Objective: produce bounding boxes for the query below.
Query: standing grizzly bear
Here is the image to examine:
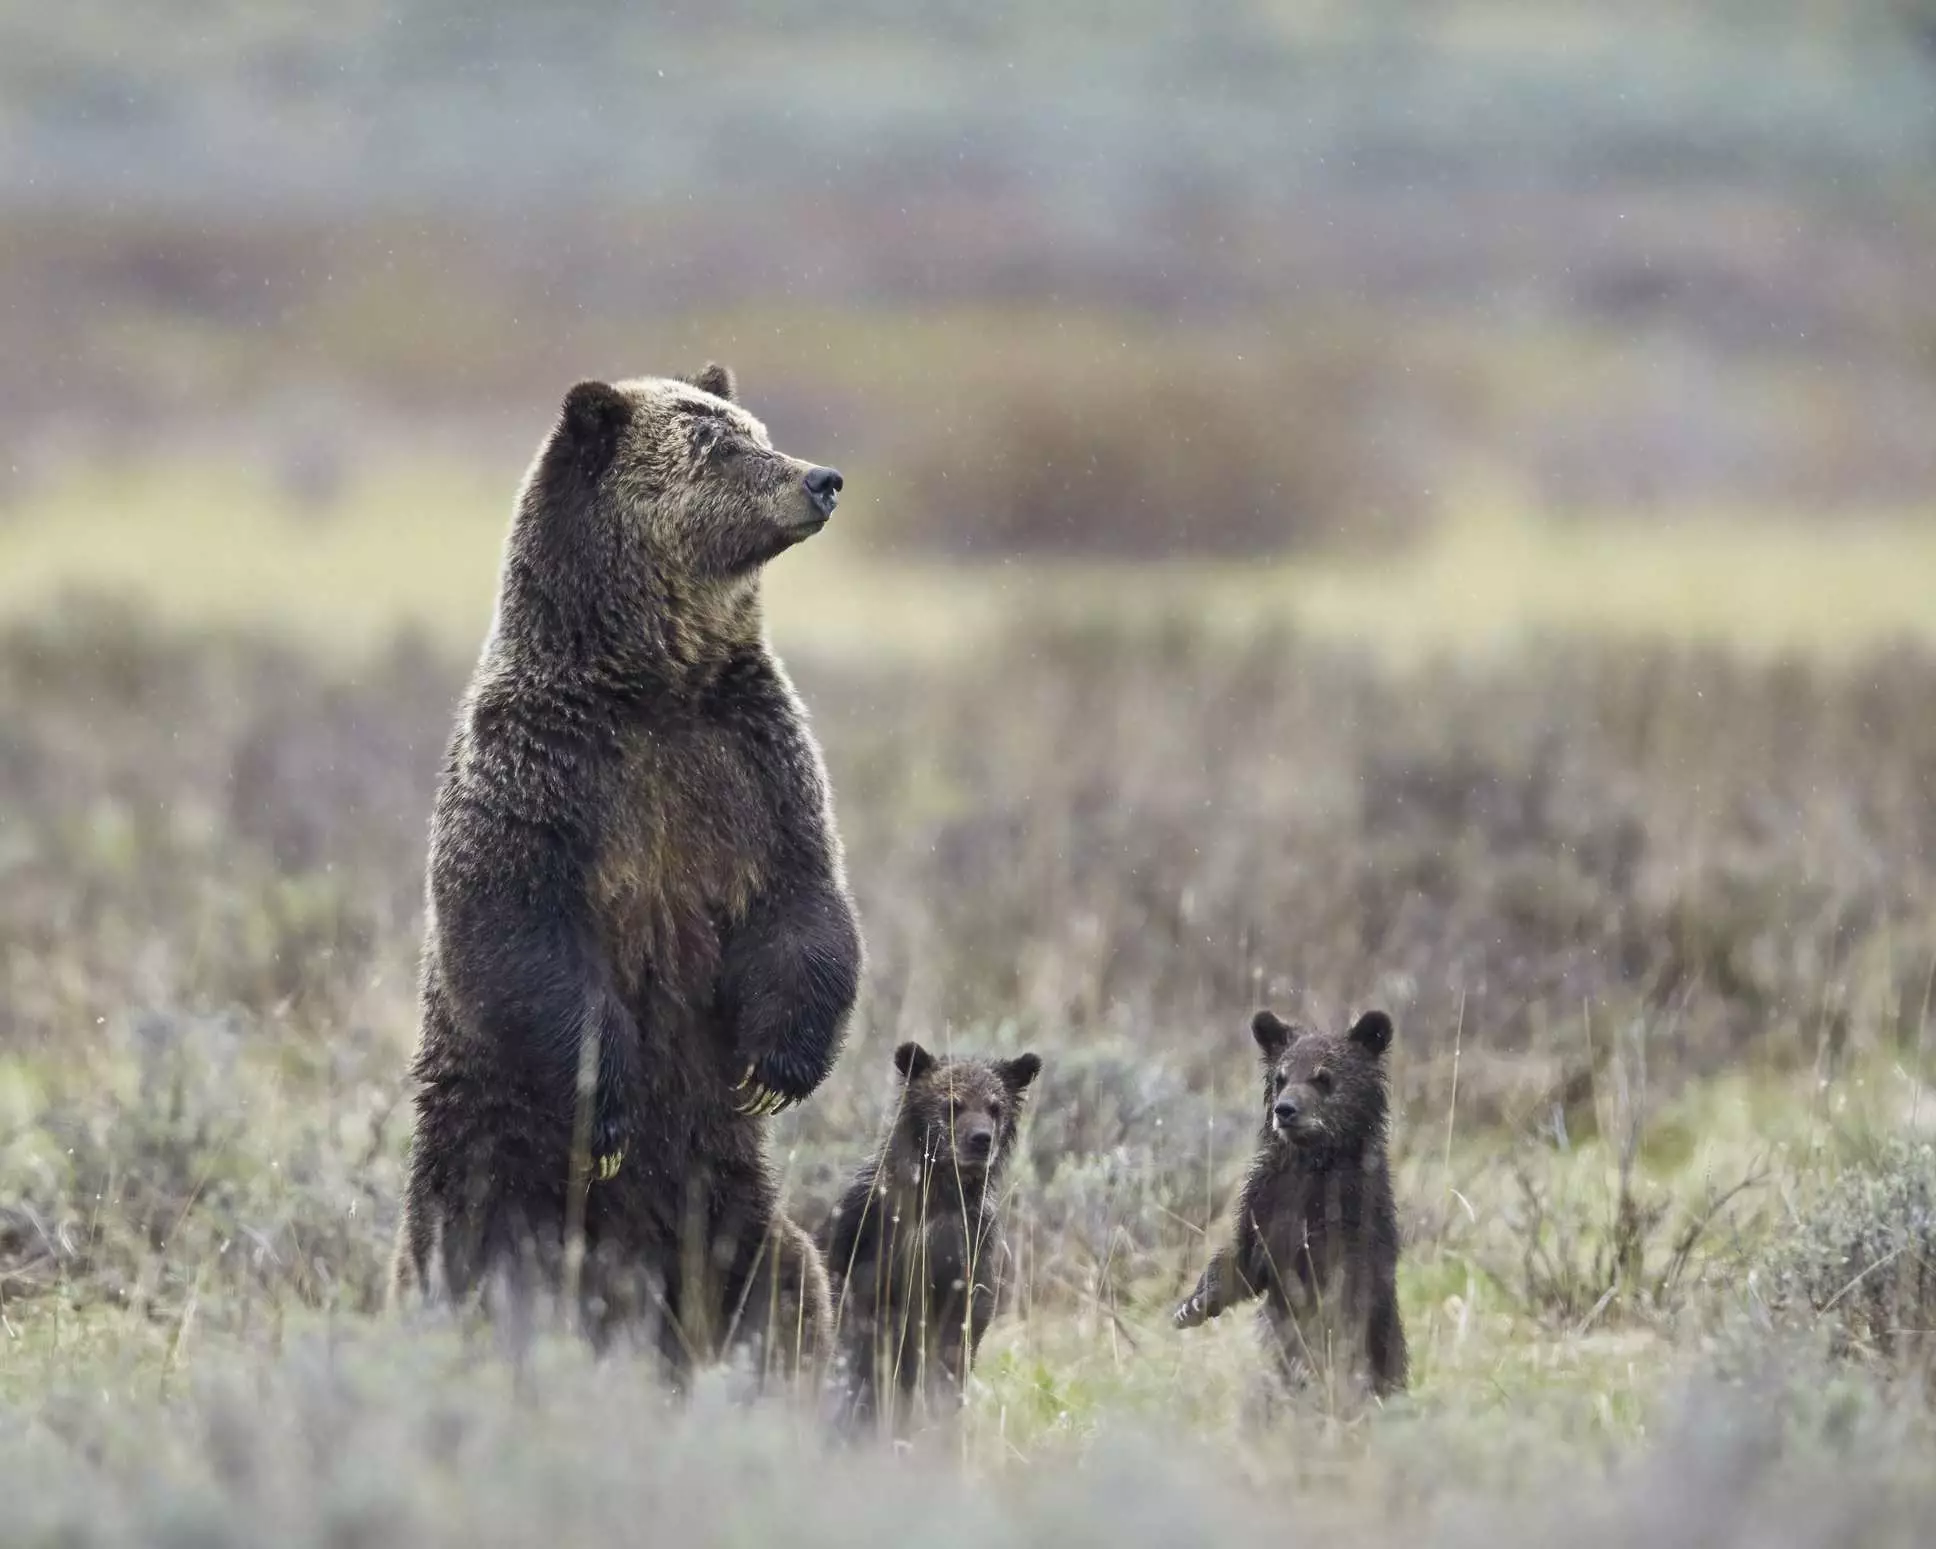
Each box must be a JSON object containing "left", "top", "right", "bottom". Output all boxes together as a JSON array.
[
  {"left": 818, "top": 1041, "right": 1042, "bottom": 1435},
  {"left": 391, "top": 364, "right": 861, "bottom": 1388},
  {"left": 1174, "top": 1008, "right": 1407, "bottom": 1404}
]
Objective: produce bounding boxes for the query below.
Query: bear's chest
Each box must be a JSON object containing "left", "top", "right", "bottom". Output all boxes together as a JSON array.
[
  {"left": 1255, "top": 1174, "right": 1368, "bottom": 1302},
  {"left": 589, "top": 720, "right": 777, "bottom": 999}
]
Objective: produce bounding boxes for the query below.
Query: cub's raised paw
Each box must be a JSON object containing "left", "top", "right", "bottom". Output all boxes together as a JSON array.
[{"left": 1173, "top": 1294, "right": 1207, "bottom": 1330}]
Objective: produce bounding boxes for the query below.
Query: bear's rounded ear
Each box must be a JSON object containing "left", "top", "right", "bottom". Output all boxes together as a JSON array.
[
  {"left": 686, "top": 362, "right": 736, "bottom": 403},
  {"left": 1347, "top": 1010, "right": 1394, "bottom": 1057},
  {"left": 557, "top": 381, "right": 632, "bottom": 476},
  {"left": 1000, "top": 1053, "right": 1043, "bottom": 1094},
  {"left": 893, "top": 1041, "right": 936, "bottom": 1082},
  {"left": 1251, "top": 1009, "right": 1295, "bottom": 1058}
]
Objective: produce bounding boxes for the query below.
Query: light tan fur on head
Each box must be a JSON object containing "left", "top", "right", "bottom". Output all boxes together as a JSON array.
[
  {"left": 605, "top": 376, "right": 819, "bottom": 611},
  {"left": 495, "top": 367, "right": 836, "bottom": 674}
]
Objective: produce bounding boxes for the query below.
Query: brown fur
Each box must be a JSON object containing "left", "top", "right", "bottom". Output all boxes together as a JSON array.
[
  {"left": 1175, "top": 1008, "right": 1407, "bottom": 1406},
  {"left": 390, "top": 366, "right": 859, "bottom": 1391},
  {"left": 817, "top": 1042, "right": 1042, "bottom": 1436}
]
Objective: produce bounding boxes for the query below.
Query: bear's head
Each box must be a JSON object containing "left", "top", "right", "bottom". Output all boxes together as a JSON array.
[
  {"left": 500, "top": 364, "right": 842, "bottom": 666},
  {"left": 890, "top": 1041, "right": 1042, "bottom": 1182},
  {"left": 1249, "top": 1008, "right": 1392, "bottom": 1163}
]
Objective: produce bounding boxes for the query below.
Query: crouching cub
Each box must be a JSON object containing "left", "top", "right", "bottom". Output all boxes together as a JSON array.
[
  {"left": 818, "top": 1041, "right": 1042, "bottom": 1434},
  {"left": 1175, "top": 1008, "right": 1407, "bottom": 1402}
]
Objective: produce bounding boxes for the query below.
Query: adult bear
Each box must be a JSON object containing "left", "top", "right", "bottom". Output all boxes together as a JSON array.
[{"left": 391, "top": 364, "right": 861, "bottom": 1389}]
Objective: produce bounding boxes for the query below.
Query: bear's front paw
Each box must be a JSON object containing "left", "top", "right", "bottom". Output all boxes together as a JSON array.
[
  {"left": 590, "top": 1103, "right": 628, "bottom": 1183},
  {"left": 733, "top": 1046, "right": 824, "bottom": 1117},
  {"left": 1173, "top": 1293, "right": 1208, "bottom": 1330}
]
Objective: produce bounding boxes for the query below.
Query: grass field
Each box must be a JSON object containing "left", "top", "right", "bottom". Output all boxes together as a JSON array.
[
  {"left": 2, "top": 480, "right": 1935, "bottom": 1542},
  {"left": 4, "top": 457, "right": 1936, "bottom": 666},
  {"left": 7, "top": 0, "right": 1936, "bottom": 1533}
]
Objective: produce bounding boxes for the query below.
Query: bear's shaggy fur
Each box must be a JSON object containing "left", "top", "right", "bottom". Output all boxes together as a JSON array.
[
  {"left": 818, "top": 1042, "right": 1042, "bottom": 1435},
  {"left": 391, "top": 365, "right": 860, "bottom": 1388},
  {"left": 1174, "top": 1008, "right": 1407, "bottom": 1403}
]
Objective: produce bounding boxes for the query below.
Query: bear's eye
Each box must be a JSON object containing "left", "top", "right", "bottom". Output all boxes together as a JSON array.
[
  {"left": 1311, "top": 1069, "right": 1334, "bottom": 1095},
  {"left": 1272, "top": 1072, "right": 1287, "bottom": 1093},
  {"left": 687, "top": 415, "right": 742, "bottom": 462},
  {"left": 987, "top": 1100, "right": 1003, "bottom": 1121}
]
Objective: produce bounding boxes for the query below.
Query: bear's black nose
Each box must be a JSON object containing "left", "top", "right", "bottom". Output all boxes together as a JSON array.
[
  {"left": 803, "top": 465, "right": 843, "bottom": 516},
  {"left": 1273, "top": 1098, "right": 1299, "bottom": 1125}
]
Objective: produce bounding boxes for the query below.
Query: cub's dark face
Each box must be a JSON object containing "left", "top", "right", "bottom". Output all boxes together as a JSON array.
[
  {"left": 1250, "top": 1008, "right": 1392, "bottom": 1160},
  {"left": 891, "top": 1042, "right": 1042, "bottom": 1179},
  {"left": 532, "top": 363, "right": 842, "bottom": 589}
]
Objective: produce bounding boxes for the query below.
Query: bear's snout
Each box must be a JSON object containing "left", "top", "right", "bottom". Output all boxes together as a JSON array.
[
  {"left": 954, "top": 1116, "right": 996, "bottom": 1165},
  {"left": 803, "top": 465, "right": 843, "bottom": 518}
]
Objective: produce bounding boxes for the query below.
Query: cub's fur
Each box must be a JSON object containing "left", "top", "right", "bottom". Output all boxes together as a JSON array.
[
  {"left": 1175, "top": 1008, "right": 1407, "bottom": 1403},
  {"left": 818, "top": 1042, "right": 1042, "bottom": 1434}
]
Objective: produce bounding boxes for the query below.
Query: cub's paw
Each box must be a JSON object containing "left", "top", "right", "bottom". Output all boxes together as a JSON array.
[{"left": 1172, "top": 1293, "right": 1209, "bottom": 1330}]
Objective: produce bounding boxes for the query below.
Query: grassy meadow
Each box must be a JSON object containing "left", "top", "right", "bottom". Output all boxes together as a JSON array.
[
  {"left": 6, "top": 454, "right": 1936, "bottom": 667},
  {"left": 6, "top": 0, "right": 1936, "bottom": 1538},
  {"left": 2, "top": 465, "right": 1934, "bottom": 1541}
]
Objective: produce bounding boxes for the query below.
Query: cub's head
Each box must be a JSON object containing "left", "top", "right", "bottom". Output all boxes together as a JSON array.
[
  {"left": 504, "top": 364, "right": 842, "bottom": 657},
  {"left": 891, "top": 1041, "right": 1043, "bottom": 1180},
  {"left": 1249, "top": 1007, "right": 1392, "bottom": 1161}
]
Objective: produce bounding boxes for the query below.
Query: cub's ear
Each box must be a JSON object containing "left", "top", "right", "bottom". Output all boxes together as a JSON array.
[
  {"left": 1251, "top": 1009, "right": 1295, "bottom": 1058},
  {"left": 999, "top": 1052, "right": 1043, "bottom": 1094},
  {"left": 686, "top": 362, "right": 737, "bottom": 402},
  {"left": 557, "top": 380, "right": 632, "bottom": 478},
  {"left": 1347, "top": 1010, "right": 1394, "bottom": 1057},
  {"left": 893, "top": 1041, "right": 936, "bottom": 1082}
]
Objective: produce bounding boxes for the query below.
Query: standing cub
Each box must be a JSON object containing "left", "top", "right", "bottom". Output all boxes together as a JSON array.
[
  {"left": 818, "top": 1042, "right": 1042, "bottom": 1435},
  {"left": 1175, "top": 1008, "right": 1407, "bottom": 1402}
]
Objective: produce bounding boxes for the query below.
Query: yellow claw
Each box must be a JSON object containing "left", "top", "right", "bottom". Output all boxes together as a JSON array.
[
  {"left": 595, "top": 1150, "right": 624, "bottom": 1181},
  {"left": 738, "top": 1083, "right": 790, "bottom": 1118}
]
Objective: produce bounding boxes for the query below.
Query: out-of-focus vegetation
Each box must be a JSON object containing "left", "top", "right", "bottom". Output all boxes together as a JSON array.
[
  {"left": 4, "top": 0, "right": 1936, "bottom": 565},
  {"left": 6, "top": 462, "right": 1936, "bottom": 667},
  {"left": 2, "top": 606, "right": 1935, "bottom": 1541},
  {"left": 1753, "top": 1138, "right": 1936, "bottom": 1385},
  {"left": 6, "top": 0, "right": 1936, "bottom": 1540}
]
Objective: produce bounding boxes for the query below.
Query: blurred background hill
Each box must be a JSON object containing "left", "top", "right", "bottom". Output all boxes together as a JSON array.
[{"left": 2, "top": 0, "right": 1934, "bottom": 659}]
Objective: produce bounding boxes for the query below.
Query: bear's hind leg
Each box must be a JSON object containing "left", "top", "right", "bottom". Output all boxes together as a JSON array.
[{"left": 724, "top": 1210, "right": 834, "bottom": 1394}]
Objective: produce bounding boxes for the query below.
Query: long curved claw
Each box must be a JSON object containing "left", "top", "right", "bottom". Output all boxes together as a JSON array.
[
  {"left": 735, "top": 1062, "right": 806, "bottom": 1117},
  {"left": 594, "top": 1150, "right": 625, "bottom": 1182},
  {"left": 738, "top": 1080, "right": 779, "bottom": 1116}
]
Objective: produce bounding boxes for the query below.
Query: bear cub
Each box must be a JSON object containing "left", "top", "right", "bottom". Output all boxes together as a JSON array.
[
  {"left": 1175, "top": 1007, "right": 1407, "bottom": 1402},
  {"left": 818, "top": 1042, "right": 1042, "bottom": 1435}
]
